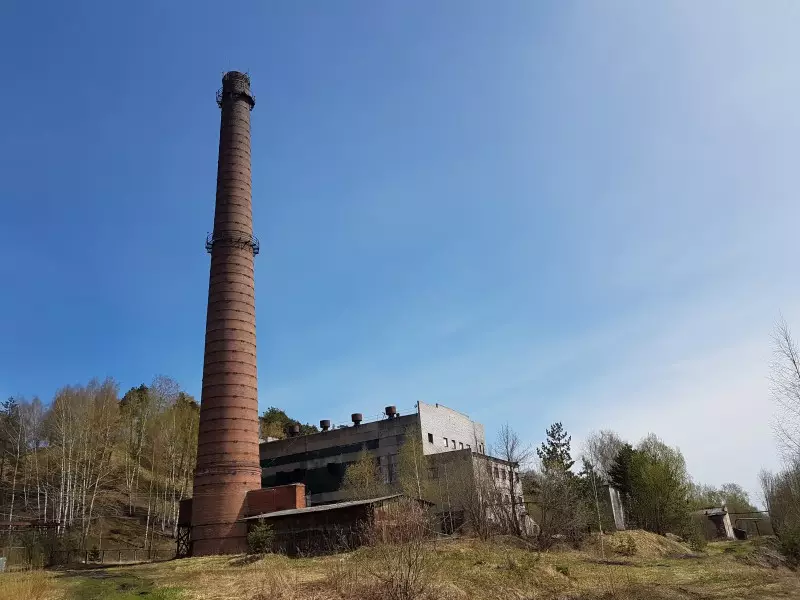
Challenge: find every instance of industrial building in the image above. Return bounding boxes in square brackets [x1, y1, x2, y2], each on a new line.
[259, 401, 534, 534]
[259, 401, 488, 503]
[243, 493, 430, 556]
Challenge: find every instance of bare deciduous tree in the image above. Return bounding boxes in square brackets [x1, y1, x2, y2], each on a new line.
[771, 318, 800, 458]
[582, 430, 624, 483]
[493, 424, 533, 537]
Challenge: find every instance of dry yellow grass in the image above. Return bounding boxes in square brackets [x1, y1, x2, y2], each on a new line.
[599, 529, 692, 558]
[0, 569, 62, 600]
[34, 533, 800, 600]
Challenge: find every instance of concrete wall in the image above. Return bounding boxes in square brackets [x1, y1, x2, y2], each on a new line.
[259, 414, 419, 504]
[258, 404, 489, 506]
[418, 402, 486, 455]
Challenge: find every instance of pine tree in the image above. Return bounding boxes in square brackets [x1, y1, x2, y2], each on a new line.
[536, 422, 574, 472]
[608, 443, 635, 498]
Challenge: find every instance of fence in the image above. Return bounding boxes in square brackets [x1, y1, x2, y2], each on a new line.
[0, 546, 173, 569]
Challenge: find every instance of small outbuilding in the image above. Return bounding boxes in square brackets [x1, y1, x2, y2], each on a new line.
[243, 494, 430, 556]
[694, 506, 735, 540]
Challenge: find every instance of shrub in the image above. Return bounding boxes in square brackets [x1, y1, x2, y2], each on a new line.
[247, 520, 275, 555]
[88, 546, 100, 562]
[777, 527, 800, 567]
[611, 534, 637, 556]
[684, 524, 707, 552]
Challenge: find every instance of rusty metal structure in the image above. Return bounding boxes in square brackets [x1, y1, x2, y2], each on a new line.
[190, 71, 261, 556]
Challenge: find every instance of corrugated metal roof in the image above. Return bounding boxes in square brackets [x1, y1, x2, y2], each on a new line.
[243, 494, 404, 520]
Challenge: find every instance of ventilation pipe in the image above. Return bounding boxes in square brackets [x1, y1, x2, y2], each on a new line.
[385, 405, 397, 419]
[351, 413, 363, 426]
[320, 419, 331, 431]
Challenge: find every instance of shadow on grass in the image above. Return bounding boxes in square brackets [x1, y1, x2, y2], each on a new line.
[56, 570, 182, 600]
[228, 553, 262, 567]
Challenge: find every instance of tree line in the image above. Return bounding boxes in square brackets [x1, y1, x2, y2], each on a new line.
[2, 378, 762, 554]
[760, 319, 800, 563]
[334, 418, 757, 549]
[0, 376, 198, 550]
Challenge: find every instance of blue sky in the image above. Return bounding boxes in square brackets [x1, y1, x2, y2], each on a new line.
[1, 1, 798, 502]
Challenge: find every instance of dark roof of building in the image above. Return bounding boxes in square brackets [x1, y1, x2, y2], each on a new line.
[243, 494, 405, 520]
[695, 507, 728, 517]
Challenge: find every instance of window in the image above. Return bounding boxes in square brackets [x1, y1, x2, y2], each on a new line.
[452, 439, 456, 448]
[443, 438, 449, 447]
[459, 442, 464, 449]
[466, 444, 471, 450]
[493, 466, 499, 479]
[427, 433, 434, 444]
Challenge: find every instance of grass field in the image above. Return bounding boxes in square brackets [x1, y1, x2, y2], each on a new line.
[2, 531, 798, 600]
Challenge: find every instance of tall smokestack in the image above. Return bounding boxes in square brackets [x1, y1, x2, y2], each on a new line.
[191, 71, 260, 556]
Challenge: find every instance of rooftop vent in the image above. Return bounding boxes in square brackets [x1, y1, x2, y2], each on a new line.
[351, 413, 363, 426]
[320, 419, 331, 431]
[385, 405, 397, 419]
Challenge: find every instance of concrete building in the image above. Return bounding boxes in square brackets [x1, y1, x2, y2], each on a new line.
[259, 402, 488, 505]
[418, 401, 487, 455]
[258, 401, 535, 537]
[695, 506, 735, 540]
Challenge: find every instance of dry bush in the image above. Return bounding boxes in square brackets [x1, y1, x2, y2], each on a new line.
[250, 568, 320, 600]
[0, 570, 58, 600]
[364, 501, 436, 600]
[323, 556, 362, 597]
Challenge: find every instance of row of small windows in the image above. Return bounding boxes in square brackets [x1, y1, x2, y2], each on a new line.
[488, 464, 519, 483]
[426, 432, 484, 453]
